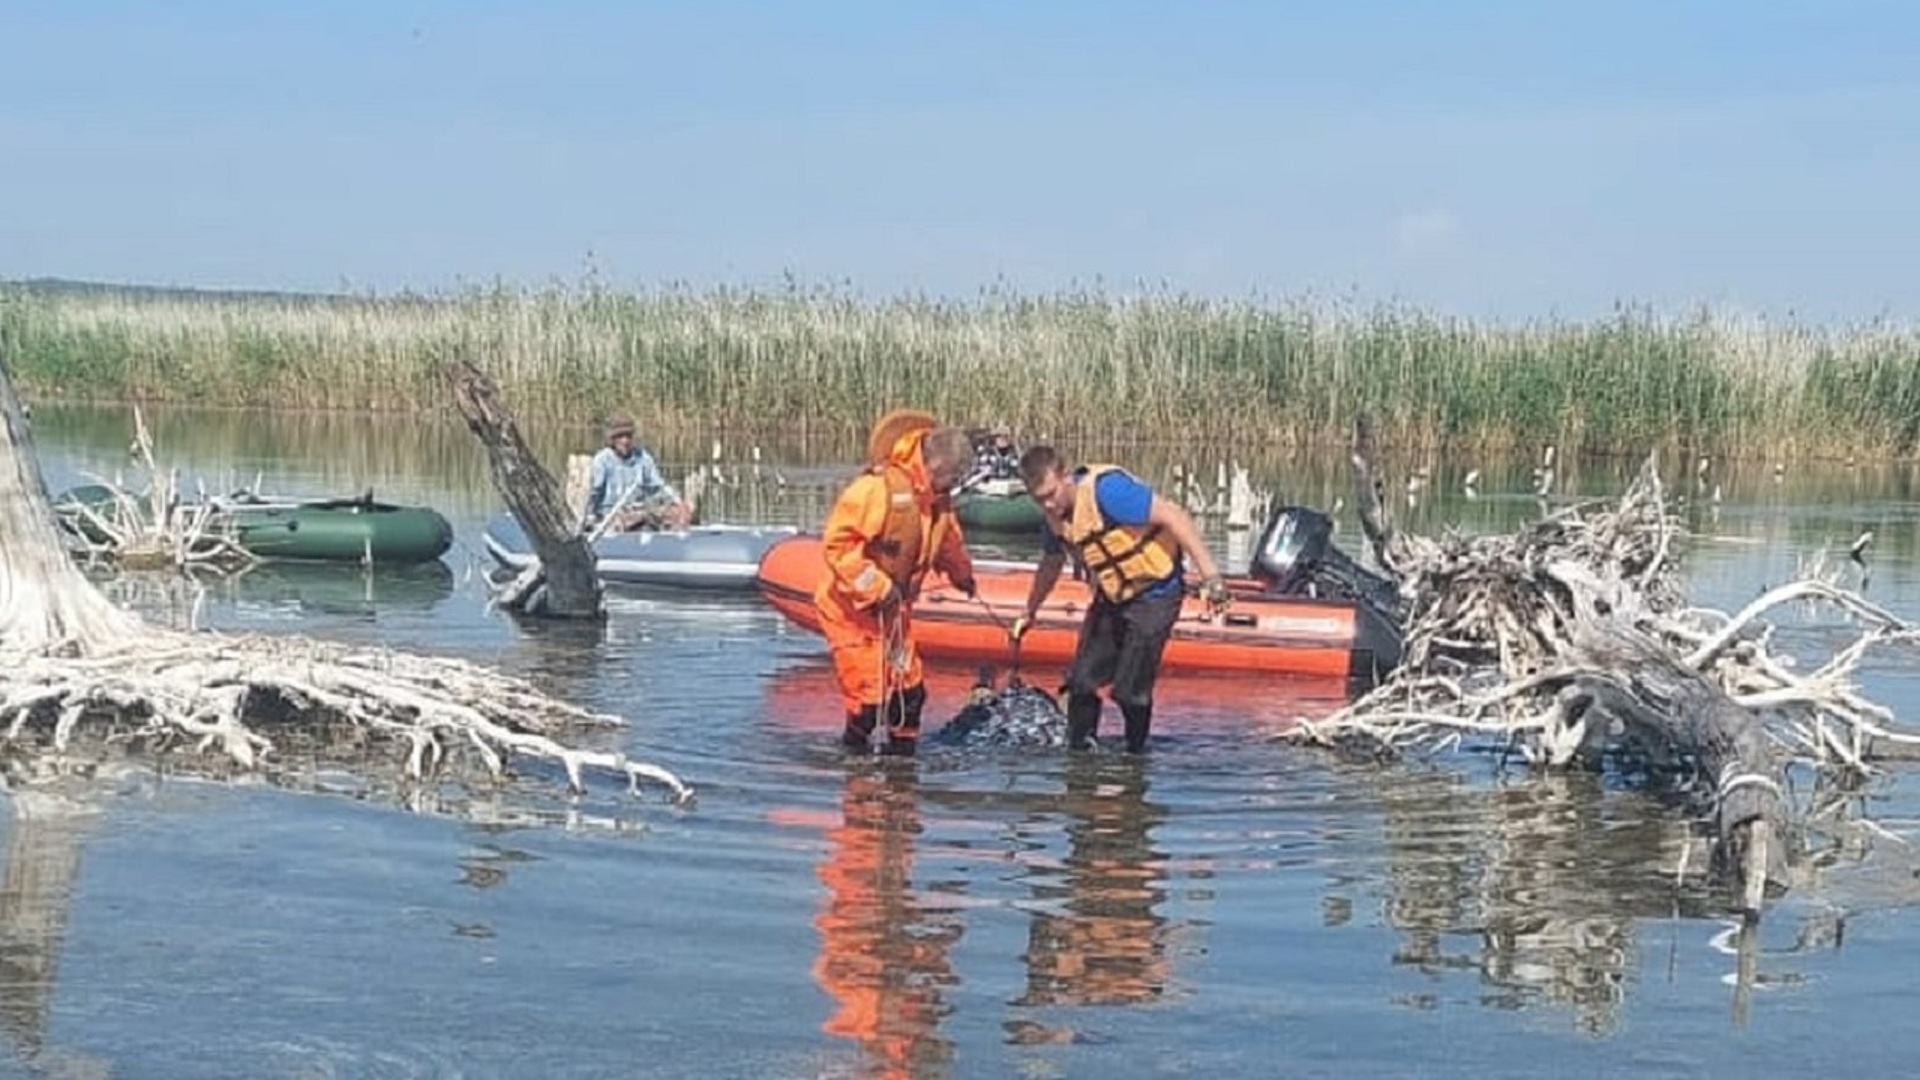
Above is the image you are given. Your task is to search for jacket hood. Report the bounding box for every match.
[865,408,937,468]
[865,408,941,492]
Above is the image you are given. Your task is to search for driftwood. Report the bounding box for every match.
[1293,415,1920,918]
[443,360,603,620]
[0,352,688,810]
[54,407,257,573]
[1348,412,1399,577]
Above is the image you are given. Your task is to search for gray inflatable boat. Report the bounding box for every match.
[482,513,800,592]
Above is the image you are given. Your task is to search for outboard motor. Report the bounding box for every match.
[1249,506,1335,595]
[1249,505,1403,621]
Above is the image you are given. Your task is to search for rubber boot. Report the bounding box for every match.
[881,684,927,757]
[1066,693,1103,751]
[842,705,879,752]
[1121,703,1153,754]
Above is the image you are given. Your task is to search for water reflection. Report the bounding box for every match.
[0,792,95,1061]
[457,838,542,892]
[1377,769,1702,1033]
[83,561,461,636]
[812,761,960,1080]
[806,755,1182,1073]
[1015,756,1171,1010]
[499,613,615,695]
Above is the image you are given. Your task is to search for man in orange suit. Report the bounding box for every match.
[814,410,978,755]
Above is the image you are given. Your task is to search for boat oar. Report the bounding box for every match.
[584,470,655,542]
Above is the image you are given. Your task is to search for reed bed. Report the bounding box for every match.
[3,281,1916,458]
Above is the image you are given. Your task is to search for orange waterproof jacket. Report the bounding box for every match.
[814,423,973,622]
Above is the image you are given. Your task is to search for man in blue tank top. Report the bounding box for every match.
[1010,446,1231,753]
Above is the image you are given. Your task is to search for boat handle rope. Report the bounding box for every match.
[966,592,1023,683]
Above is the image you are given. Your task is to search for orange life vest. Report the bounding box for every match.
[860,458,954,595]
[820,423,961,611]
[1055,465,1178,603]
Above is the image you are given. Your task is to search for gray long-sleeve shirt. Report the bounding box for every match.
[585,445,679,520]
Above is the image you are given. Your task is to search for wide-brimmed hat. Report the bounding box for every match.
[605,412,636,439]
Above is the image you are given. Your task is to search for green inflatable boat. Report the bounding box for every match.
[953,477,1045,534]
[55,486,454,566]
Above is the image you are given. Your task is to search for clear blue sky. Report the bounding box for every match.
[2,1,1915,320]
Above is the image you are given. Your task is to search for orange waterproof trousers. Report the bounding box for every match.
[820,602,924,716]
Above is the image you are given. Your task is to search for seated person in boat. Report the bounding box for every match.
[959,423,1021,491]
[585,412,694,532]
[1010,446,1231,753]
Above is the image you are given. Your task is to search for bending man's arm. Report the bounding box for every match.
[1020,550,1067,624]
[1147,495,1221,583]
[638,452,682,505]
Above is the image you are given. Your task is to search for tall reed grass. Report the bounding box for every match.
[4,281,1915,457]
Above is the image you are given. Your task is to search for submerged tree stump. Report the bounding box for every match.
[443,361,603,620]
[1292,414,1918,918]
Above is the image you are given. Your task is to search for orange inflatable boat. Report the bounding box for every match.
[755,508,1404,683]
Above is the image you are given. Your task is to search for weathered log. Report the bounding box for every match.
[1348,412,1397,575]
[442,361,603,620]
[1556,623,1789,914]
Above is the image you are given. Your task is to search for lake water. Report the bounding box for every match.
[4,404,1920,1079]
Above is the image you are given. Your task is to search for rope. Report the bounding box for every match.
[969,592,1022,682]
[876,601,909,733]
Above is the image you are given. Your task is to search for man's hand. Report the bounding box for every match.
[875,584,904,613]
[950,574,978,599]
[1199,575,1232,615]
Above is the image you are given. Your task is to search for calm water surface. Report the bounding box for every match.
[4,406,1919,1079]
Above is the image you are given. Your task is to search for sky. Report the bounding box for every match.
[2,1,1916,321]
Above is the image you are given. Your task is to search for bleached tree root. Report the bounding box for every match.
[1293,441,1920,917]
[0,632,691,804]
[0,356,690,819]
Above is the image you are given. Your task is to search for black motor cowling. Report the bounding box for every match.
[1249,505,1403,618]
[1248,505,1334,594]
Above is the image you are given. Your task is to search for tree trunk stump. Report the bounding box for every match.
[443,361,603,620]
